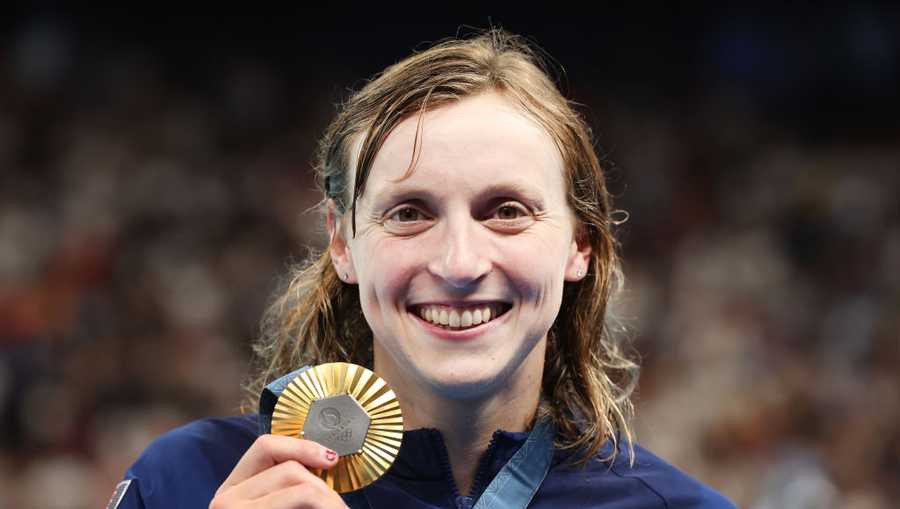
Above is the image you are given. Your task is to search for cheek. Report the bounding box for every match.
[496,231,570,294]
[356,239,422,312]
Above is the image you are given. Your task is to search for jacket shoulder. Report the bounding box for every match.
[609,443,736,508]
[114,415,258,509]
[538,441,736,509]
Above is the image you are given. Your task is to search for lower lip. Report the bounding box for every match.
[409,308,510,341]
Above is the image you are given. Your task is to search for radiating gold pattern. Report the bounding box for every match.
[271,362,404,493]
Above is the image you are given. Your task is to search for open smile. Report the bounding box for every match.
[408,301,512,331]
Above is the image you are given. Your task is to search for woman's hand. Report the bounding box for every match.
[209,434,348,509]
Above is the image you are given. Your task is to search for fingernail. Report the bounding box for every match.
[325,449,337,461]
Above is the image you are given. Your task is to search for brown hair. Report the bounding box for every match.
[246,28,639,466]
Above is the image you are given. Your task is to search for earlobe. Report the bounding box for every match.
[565,223,592,282]
[326,200,357,284]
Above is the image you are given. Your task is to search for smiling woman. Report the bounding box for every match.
[113,28,736,508]
[333,92,587,412]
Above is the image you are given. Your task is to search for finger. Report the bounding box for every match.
[219,435,338,492]
[252,481,348,509]
[226,460,321,501]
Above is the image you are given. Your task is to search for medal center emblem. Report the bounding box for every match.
[304,394,370,456]
[319,408,341,429]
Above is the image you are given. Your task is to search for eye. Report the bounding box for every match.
[483,201,535,233]
[495,203,529,221]
[381,204,433,235]
[389,206,427,222]
[491,202,530,220]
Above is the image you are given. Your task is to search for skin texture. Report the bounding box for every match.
[210,434,347,508]
[328,91,591,495]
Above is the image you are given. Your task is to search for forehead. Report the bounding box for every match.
[353,92,566,205]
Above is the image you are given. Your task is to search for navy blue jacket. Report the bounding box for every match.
[113,414,736,508]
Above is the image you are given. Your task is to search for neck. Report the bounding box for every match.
[374,343,545,496]
[409,388,540,496]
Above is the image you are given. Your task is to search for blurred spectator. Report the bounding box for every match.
[1,9,898,509]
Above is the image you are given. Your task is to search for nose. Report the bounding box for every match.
[427,216,491,288]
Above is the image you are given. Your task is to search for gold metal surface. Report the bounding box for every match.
[271,362,404,493]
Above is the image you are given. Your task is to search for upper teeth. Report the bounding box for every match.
[415,304,501,328]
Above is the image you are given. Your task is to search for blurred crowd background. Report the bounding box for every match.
[1,7,898,509]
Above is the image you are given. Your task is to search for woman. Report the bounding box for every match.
[113,29,735,508]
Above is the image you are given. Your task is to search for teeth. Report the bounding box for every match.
[413,304,505,330]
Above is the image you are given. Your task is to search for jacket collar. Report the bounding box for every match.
[386,427,532,500]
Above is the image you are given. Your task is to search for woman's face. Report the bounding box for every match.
[329,91,590,400]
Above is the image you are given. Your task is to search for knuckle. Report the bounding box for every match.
[208,495,227,509]
[282,460,307,483]
[284,483,318,506]
[286,481,342,508]
[256,434,278,454]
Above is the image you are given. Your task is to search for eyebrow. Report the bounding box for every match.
[366,181,547,212]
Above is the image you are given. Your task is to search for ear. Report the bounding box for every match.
[564,221,592,282]
[326,199,357,284]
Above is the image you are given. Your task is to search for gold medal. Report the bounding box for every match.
[271,362,404,493]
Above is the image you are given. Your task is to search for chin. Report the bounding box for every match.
[418,361,514,401]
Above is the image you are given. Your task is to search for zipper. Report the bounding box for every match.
[430,429,504,509]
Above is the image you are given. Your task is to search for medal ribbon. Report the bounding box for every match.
[258,366,312,435]
[471,417,555,509]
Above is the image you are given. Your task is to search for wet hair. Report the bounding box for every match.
[246,27,639,466]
